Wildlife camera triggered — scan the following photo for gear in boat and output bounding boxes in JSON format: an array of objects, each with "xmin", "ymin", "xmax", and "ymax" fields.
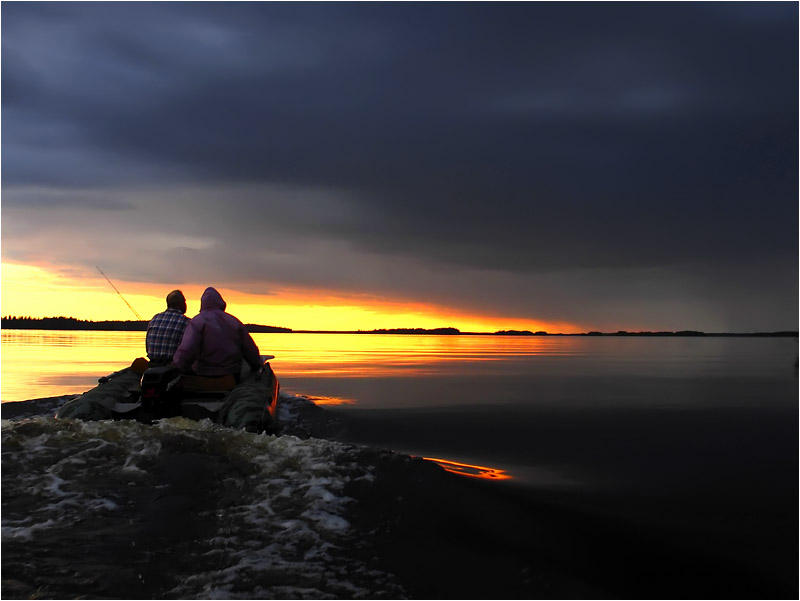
[{"xmin": 56, "ymin": 355, "xmax": 279, "ymax": 433}]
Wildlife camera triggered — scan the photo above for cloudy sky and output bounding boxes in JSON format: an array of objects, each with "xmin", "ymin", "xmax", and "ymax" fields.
[{"xmin": 2, "ymin": 2, "xmax": 797, "ymax": 332}]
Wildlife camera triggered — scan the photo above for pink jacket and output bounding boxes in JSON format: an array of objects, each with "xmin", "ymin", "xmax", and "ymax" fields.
[{"xmin": 173, "ymin": 287, "xmax": 261, "ymax": 376}]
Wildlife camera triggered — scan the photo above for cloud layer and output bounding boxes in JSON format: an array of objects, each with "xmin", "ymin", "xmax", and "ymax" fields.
[{"xmin": 3, "ymin": 2, "xmax": 797, "ymax": 330}]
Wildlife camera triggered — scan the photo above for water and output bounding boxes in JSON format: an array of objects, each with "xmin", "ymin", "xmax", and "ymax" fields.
[{"xmin": 1, "ymin": 331, "xmax": 797, "ymax": 598}]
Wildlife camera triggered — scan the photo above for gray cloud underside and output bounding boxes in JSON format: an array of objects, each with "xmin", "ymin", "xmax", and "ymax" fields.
[{"xmin": 2, "ymin": 2, "xmax": 797, "ymax": 330}]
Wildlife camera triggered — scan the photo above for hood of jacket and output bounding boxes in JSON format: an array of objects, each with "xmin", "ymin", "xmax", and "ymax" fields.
[{"xmin": 200, "ymin": 287, "xmax": 227, "ymax": 312}]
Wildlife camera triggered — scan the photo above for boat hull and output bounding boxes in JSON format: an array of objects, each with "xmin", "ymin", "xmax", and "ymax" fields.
[{"xmin": 56, "ymin": 361, "xmax": 280, "ymax": 434}]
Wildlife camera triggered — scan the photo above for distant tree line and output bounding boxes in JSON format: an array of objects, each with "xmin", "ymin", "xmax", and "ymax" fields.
[
  {"xmin": 583, "ymin": 330, "xmax": 798, "ymax": 337},
  {"xmin": 2, "ymin": 316, "xmax": 149, "ymax": 331},
  {"xmin": 364, "ymin": 327, "xmax": 461, "ymax": 335},
  {"xmin": 244, "ymin": 324, "xmax": 293, "ymax": 333},
  {"xmin": 494, "ymin": 330, "xmax": 545, "ymax": 336},
  {"xmin": 1, "ymin": 316, "xmax": 291, "ymax": 333},
  {"xmin": 491, "ymin": 330, "xmax": 797, "ymax": 337},
  {"xmin": 2, "ymin": 316, "xmax": 794, "ymax": 337}
]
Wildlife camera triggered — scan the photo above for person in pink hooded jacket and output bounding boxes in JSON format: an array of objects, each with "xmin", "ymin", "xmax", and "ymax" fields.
[{"xmin": 173, "ymin": 287, "xmax": 262, "ymax": 379}]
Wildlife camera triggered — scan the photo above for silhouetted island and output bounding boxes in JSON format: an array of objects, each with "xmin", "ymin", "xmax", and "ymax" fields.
[
  {"xmin": 494, "ymin": 330, "xmax": 542, "ymax": 336},
  {"xmin": 1, "ymin": 316, "xmax": 291, "ymax": 333},
  {"xmin": 1, "ymin": 316, "xmax": 796, "ymax": 337},
  {"xmin": 363, "ymin": 327, "xmax": 461, "ymax": 335}
]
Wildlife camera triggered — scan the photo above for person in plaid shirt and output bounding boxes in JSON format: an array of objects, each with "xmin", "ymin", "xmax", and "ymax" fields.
[{"xmin": 146, "ymin": 290, "xmax": 190, "ymax": 364}]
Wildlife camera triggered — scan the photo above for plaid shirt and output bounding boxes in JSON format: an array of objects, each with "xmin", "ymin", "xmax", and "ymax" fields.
[{"xmin": 146, "ymin": 308, "xmax": 190, "ymax": 362}]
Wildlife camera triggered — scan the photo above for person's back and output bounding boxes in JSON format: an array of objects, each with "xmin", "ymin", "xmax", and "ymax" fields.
[
  {"xmin": 146, "ymin": 290, "xmax": 190, "ymax": 364},
  {"xmin": 173, "ymin": 287, "xmax": 261, "ymax": 377}
]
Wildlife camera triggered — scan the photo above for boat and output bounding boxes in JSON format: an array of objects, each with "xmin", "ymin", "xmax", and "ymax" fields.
[{"xmin": 56, "ymin": 355, "xmax": 280, "ymax": 433}]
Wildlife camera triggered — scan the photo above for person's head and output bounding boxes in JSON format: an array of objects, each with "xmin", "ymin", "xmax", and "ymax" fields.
[
  {"xmin": 200, "ymin": 287, "xmax": 226, "ymax": 312},
  {"xmin": 166, "ymin": 290, "xmax": 187, "ymax": 314}
]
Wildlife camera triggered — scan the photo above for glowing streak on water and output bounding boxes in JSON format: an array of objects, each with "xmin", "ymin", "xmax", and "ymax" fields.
[{"xmin": 423, "ymin": 457, "xmax": 512, "ymax": 480}]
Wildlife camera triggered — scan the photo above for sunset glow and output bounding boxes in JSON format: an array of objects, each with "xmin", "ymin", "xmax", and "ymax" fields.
[{"xmin": 1, "ymin": 262, "xmax": 581, "ymax": 333}]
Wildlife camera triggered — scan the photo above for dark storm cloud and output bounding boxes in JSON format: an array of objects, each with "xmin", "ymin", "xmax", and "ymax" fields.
[{"xmin": 2, "ymin": 2, "xmax": 797, "ymax": 329}]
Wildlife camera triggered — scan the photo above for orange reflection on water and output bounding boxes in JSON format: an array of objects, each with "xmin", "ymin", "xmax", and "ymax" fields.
[
  {"xmin": 3, "ymin": 330, "xmax": 581, "ymax": 402},
  {"xmin": 253, "ymin": 332, "xmax": 578, "ymax": 379},
  {"xmin": 1, "ymin": 330, "xmax": 146, "ymax": 402},
  {"xmin": 306, "ymin": 395, "xmax": 358, "ymax": 406},
  {"xmin": 424, "ymin": 457, "xmax": 512, "ymax": 480}
]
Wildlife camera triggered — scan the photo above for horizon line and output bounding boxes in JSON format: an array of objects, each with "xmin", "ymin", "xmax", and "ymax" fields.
[{"xmin": 1, "ymin": 316, "xmax": 797, "ymax": 337}]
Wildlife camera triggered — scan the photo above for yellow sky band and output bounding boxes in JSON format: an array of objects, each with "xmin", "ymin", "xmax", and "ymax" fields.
[{"xmin": 1, "ymin": 262, "xmax": 581, "ymax": 334}]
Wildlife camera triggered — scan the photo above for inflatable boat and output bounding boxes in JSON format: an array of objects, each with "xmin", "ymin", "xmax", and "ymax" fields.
[{"xmin": 56, "ymin": 355, "xmax": 279, "ymax": 433}]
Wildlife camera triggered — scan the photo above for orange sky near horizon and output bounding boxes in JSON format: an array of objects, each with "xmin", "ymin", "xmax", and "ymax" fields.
[{"xmin": 1, "ymin": 262, "xmax": 582, "ymax": 333}]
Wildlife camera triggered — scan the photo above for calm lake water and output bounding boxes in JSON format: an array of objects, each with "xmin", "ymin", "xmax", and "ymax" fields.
[
  {"xmin": 2, "ymin": 330, "xmax": 798, "ymax": 597},
  {"xmin": 3, "ymin": 329, "xmax": 795, "ymax": 403},
  {"xmin": 2, "ymin": 330, "xmax": 797, "ymax": 473}
]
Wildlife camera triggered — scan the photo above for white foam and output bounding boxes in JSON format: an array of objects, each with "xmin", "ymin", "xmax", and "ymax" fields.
[
  {"xmin": 2, "ymin": 411, "xmax": 402, "ymax": 598},
  {"xmin": 1, "ymin": 518, "xmax": 58, "ymax": 542},
  {"xmin": 276, "ymin": 390, "xmax": 317, "ymax": 422}
]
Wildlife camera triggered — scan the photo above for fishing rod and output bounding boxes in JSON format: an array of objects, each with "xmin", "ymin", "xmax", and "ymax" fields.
[{"xmin": 96, "ymin": 266, "xmax": 144, "ymax": 320}]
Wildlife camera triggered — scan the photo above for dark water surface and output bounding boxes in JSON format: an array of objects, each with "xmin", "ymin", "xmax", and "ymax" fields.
[{"xmin": 2, "ymin": 333, "xmax": 797, "ymax": 598}]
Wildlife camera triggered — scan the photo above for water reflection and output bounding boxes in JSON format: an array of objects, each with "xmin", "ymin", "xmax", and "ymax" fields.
[
  {"xmin": 5, "ymin": 331, "xmax": 789, "ymax": 404},
  {"xmin": 255, "ymin": 332, "xmax": 578, "ymax": 379},
  {"xmin": 2, "ymin": 330, "xmax": 147, "ymax": 402},
  {"xmin": 305, "ymin": 395, "xmax": 357, "ymax": 406},
  {"xmin": 423, "ymin": 457, "xmax": 512, "ymax": 480},
  {"xmin": 2, "ymin": 331, "xmax": 578, "ymax": 402}
]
